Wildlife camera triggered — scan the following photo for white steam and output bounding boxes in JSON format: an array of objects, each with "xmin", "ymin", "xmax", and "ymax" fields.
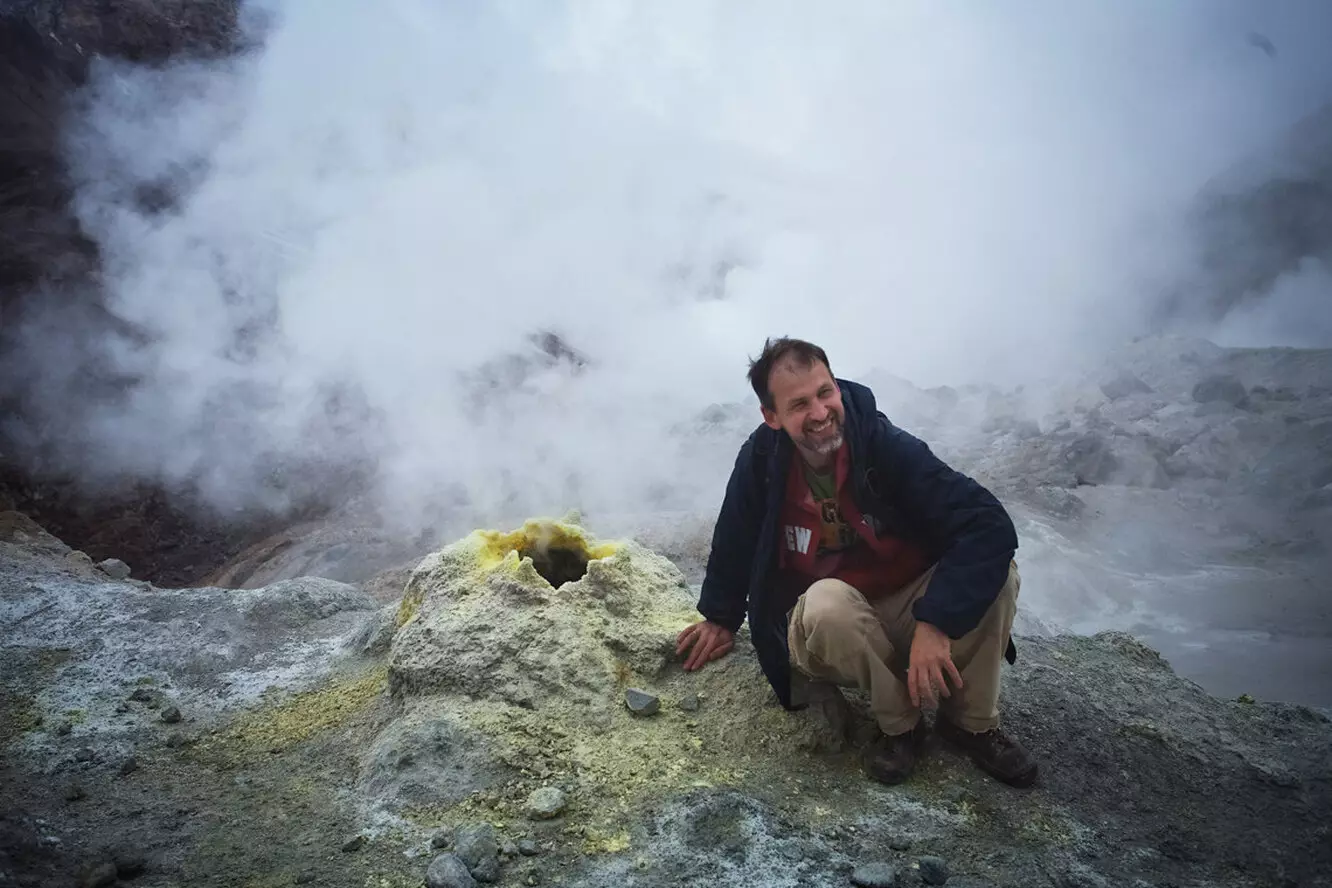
[{"xmin": 22, "ymin": 0, "xmax": 1332, "ymax": 524}]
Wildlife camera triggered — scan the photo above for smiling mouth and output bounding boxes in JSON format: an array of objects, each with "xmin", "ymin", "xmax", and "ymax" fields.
[{"xmin": 807, "ymin": 418, "xmax": 836, "ymax": 434}]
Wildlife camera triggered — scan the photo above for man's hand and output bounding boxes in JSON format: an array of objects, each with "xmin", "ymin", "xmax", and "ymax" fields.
[
  {"xmin": 908, "ymin": 621, "xmax": 963, "ymax": 708},
  {"xmin": 676, "ymin": 620, "xmax": 735, "ymax": 672}
]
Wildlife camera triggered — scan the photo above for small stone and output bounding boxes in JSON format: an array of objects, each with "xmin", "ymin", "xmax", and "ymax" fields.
[
  {"xmin": 1192, "ymin": 374, "xmax": 1248, "ymax": 407},
  {"xmin": 74, "ymin": 747, "xmax": 95, "ymax": 762},
  {"xmin": 525, "ymin": 787, "xmax": 567, "ymax": 820},
  {"xmin": 160, "ymin": 706, "xmax": 182, "ymax": 724},
  {"xmin": 56, "ymin": 722, "xmax": 73, "ymax": 736},
  {"xmin": 129, "ymin": 688, "xmax": 155, "ymax": 703},
  {"xmin": 851, "ymin": 862, "xmax": 900, "ymax": 888},
  {"xmin": 500, "ymin": 839, "xmax": 518, "ymax": 857},
  {"xmin": 341, "ymin": 835, "xmax": 366, "ymax": 852},
  {"xmin": 118, "ymin": 757, "xmax": 138, "ymax": 776},
  {"xmin": 114, "ymin": 855, "xmax": 147, "ymax": 878},
  {"xmin": 679, "ymin": 693, "xmax": 700, "ymax": 712},
  {"xmin": 426, "ymin": 853, "xmax": 477, "ymax": 888},
  {"xmin": 518, "ymin": 839, "xmax": 539, "ymax": 857},
  {"xmin": 97, "ymin": 558, "xmax": 132, "ymax": 580},
  {"xmin": 888, "ymin": 836, "xmax": 911, "ymax": 851},
  {"xmin": 431, "ymin": 828, "xmax": 453, "ymax": 849},
  {"xmin": 471, "ymin": 855, "xmax": 500, "ymax": 883},
  {"xmin": 64, "ymin": 783, "xmax": 85, "ymax": 802},
  {"xmin": 454, "ymin": 824, "xmax": 499, "ymax": 871},
  {"xmin": 82, "ymin": 862, "xmax": 117, "ymax": 888},
  {"xmin": 67, "ymin": 551, "xmax": 93, "ymax": 568},
  {"xmin": 919, "ymin": 856, "xmax": 950, "ymax": 885},
  {"xmin": 295, "ymin": 873, "xmax": 317, "ymax": 885},
  {"xmin": 115, "ymin": 703, "xmax": 131, "ymax": 714},
  {"xmin": 625, "ymin": 688, "xmax": 659, "ymax": 716},
  {"xmin": 526, "ymin": 876, "xmax": 538, "ymax": 887}
]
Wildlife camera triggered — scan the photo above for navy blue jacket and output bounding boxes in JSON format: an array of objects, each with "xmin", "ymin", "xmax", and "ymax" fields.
[{"xmin": 697, "ymin": 378, "xmax": 1019, "ymax": 709}]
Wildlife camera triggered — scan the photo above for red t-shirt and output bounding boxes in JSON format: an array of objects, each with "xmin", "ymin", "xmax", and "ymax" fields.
[{"xmin": 775, "ymin": 444, "xmax": 930, "ymax": 610}]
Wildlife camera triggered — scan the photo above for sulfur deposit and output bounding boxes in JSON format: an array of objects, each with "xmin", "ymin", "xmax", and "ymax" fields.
[{"xmin": 373, "ymin": 518, "xmax": 853, "ymax": 837}]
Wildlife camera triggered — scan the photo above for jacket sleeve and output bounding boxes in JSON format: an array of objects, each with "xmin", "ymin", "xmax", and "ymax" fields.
[
  {"xmin": 871, "ymin": 418, "xmax": 1018, "ymax": 639},
  {"xmin": 697, "ymin": 434, "xmax": 764, "ymax": 632}
]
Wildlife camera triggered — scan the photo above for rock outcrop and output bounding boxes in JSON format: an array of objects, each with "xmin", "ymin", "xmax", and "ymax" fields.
[{"xmin": 2, "ymin": 512, "xmax": 1330, "ymax": 887}]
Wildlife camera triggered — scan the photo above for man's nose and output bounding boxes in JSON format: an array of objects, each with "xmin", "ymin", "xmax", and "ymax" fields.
[{"xmin": 809, "ymin": 401, "xmax": 829, "ymax": 421}]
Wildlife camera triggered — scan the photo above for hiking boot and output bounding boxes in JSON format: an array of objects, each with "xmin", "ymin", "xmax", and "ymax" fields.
[
  {"xmin": 864, "ymin": 722, "xmax": 926, "ymax": 785},
  {"xmin": 936, "ymin": 717, "xmax": 1039, "ymax": 788}
]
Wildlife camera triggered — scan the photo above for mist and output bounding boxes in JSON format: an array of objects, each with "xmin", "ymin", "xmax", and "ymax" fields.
[{"xmin": 12, "ymin": 0, "xmax": 1332, "ymax": 528}]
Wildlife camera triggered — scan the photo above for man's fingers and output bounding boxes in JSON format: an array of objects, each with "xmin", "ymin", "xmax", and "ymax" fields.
[
  {"xmin": 933, "ymin": 663, "xmax": 950, "ymax": 699},
  {"xmin": 676, "ymin": 623, "xmax": 700, "ymax": 655},
  {"xmin": 709, "ymin": 640, "xmax": 733, "ymax": 662},
  {"xmin": 944, "ymin": 658, "xmax": 964, "ymax": 691},
  {"xmin": 685, "ymin": 633, "xmax": 720, "ymax": 671}
]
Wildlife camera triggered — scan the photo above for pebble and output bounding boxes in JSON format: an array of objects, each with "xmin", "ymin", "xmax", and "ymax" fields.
[
  {"xmin": 341, "ymin": 835, "xmax": 366, "ymax": 852},
  {"xmin": 160, "ymin": 706, "xmax": 182, "ymax": 724},
  {"xmin": 851, "ymin": 862, "xmax": 900, "ymax": 888},
  {"xmin": 97, "ymin": 558, "xmax": 132, "ymax": 580},
  {"xmin": 431, "ymin": 828, "xmax": 453, "ymax": 849},
  {"xmin": 82, "ymin": 862, "xmax": 117, "ymax": 888},
  {"xmin": 64, "ymin": 783, "xmax": 85, "ymax": 802},
  {"xmin": 295, "ymin": 872, "xmax": 317, "ymax": 885},
  {"xmin": 518, "ymin": 839, "xmax": 540, "ymax": 857},
  {"xmin": 74, "ymin": 747, "xmax": 95, "ymax": 762},
  {"xmin": 129, "ymin": 688, "xmax": 155, "ymax": 703},
  {"xmin": 425, "ymin": 853, "xmax": 477, "ymax": 888},
  {"xmin": 471, "ymin": 855, "xmax": 500, "ymax": 883},
  {"xmin": 919, "ymin": 856, "xmax": 950, "ymax": 885},
  {"xmin": 525, "ymin": 787, "xmax": 568, "ymax": 820},
  {"xmin": 679, "ymin": 693, "xmax": 700, "ymax": 712},
  {"xmin": 625, "ymin": 688, "xmax": 660, "ymax": 716},
  {"xmin": 56, "ymin": 722, "xmax": 73, "ymax": 737},
  {"xmin": 118, "ymin": 757, "xmax": 138, "ymax": 776},
  {"xmin": 67, "ymin": 551, "xmax": 93, "ymax": 568},
  {"xmin": 500, "ymin": 839, "xmax": 518, "ymax": 857},
  {"xmin": 454, "ymin": 823, "xmax": 499, "ymax": 870}
]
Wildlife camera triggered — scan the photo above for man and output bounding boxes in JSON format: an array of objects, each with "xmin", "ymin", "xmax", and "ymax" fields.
[{"xmin": 676, "ymin": 337, "xmax": 1038, "ymax": 787}]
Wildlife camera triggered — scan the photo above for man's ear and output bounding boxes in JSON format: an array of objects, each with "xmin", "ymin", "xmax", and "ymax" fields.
[{"xmin": 761, "ymin": 406, "xmax": 782, "ymax": 430}]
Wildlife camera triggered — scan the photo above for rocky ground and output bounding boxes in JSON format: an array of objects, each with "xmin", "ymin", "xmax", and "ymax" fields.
[{"xmin": 2, "ymin": 511, "xmax": 1329, "ymax": 888}]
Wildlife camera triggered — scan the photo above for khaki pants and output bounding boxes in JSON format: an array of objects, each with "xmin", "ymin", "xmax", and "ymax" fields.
[{"xmin": 787, "ymin": 561, "xmax": 1019, "ymax": 736}]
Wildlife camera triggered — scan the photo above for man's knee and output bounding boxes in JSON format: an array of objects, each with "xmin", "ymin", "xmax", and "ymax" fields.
[{"xmin": 798, "ymin": 579, "xmax": 871, "ymax": 645}]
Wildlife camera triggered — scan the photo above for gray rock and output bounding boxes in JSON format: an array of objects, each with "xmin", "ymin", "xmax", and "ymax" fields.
[
  {"xmin": 919, "ymin": 855, "xmax": 950, "ymax": 885},
  {"xmin": 499, "ymin": 839, "xmax": 518, "ymax": 857},
  {"xmin": 851, "ymin": 862, "xmax": 900, "ymax": 887},
  {"xmin": 129, "ymin": 687, "xmax": 155, "ymax": 703},
  {"xmin": 56, "ymin": 721, "xmax": 73, "ymax": 737},
  {"xmin": 1192, "ymin": 374, "xmax": 1248, "ymax": 407},
  {"xmin": 525, "ymin": 787, "xmax": 567, "ymax": 820},
  {"xmin": 426, "ymin": 853, "xmax": 477, "ymax": 888},
  {"xmin": 295, "ymin": 873, "xmax": 316, "ymax": 885},
  {"xmin": 1100, "ymin": 373, "xmax": 1152, "ymax": 400},
  {"xmin": 454, "ymin": 823, "xmax": 499, "ymax": 871},
  {"xmin": 679, "ymin": 693, "xmax": 700, "ymax": 712},
  {"xmin": 625, "ymin": 688, "xmax": 660, "ymax": 716},
  {"xmin": 160, "ymin": 706, "xmax": 182, "ymax": 724},
  {"xmin": 471, "ymin": 854, "xmax": 500, "ymax": 883},
  {"xmin": 97, "ymin": 558, "xmax": 131, "ymax": 580},
  {"xmin": 431, "ymin": 828, "xmax": 453, "ymax": 849},
  {"xmin": 64, "ymin": 783, "xmax": 85, "ymax": 802},
  {"xmin": 74, "ymin": 747, "xmax": 94, "ymax": 762},
  {"xmin": 82, "ymin": 862, "xmax": 117, "ymax": 888},
  {"xmin": 342, "ymin": 835, "xmax": 366, "ymax": 852},
  {"xmin": 118, "ymin": 756, "xmax": 138, "ymax": 776},
  {"xmin": 67, "ymin": 551, "xmax": 93, "ymax": 568},
  {"xmin": 518, "ymin": 839, "xmax": 539, "ymax": 856},
  {"xmin": 358, "ymin": 706, "xmax": 502, "ymax": 812}
]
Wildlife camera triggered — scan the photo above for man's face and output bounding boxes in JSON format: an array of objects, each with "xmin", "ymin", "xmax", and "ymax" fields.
[{"xmin": 761, "ymin": 358, "xmax": 845, "ymax": 459}]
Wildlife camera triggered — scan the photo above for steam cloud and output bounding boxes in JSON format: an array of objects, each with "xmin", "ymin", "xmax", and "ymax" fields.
[{"xmin": 11, "ymin": 0, "xmax": 1332, "ymax": 527}]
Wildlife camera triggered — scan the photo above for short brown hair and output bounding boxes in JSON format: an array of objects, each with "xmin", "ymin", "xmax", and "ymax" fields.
[{"xmin": 747, "ymin": 337, "xmax": 832, "ymax": 410}]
